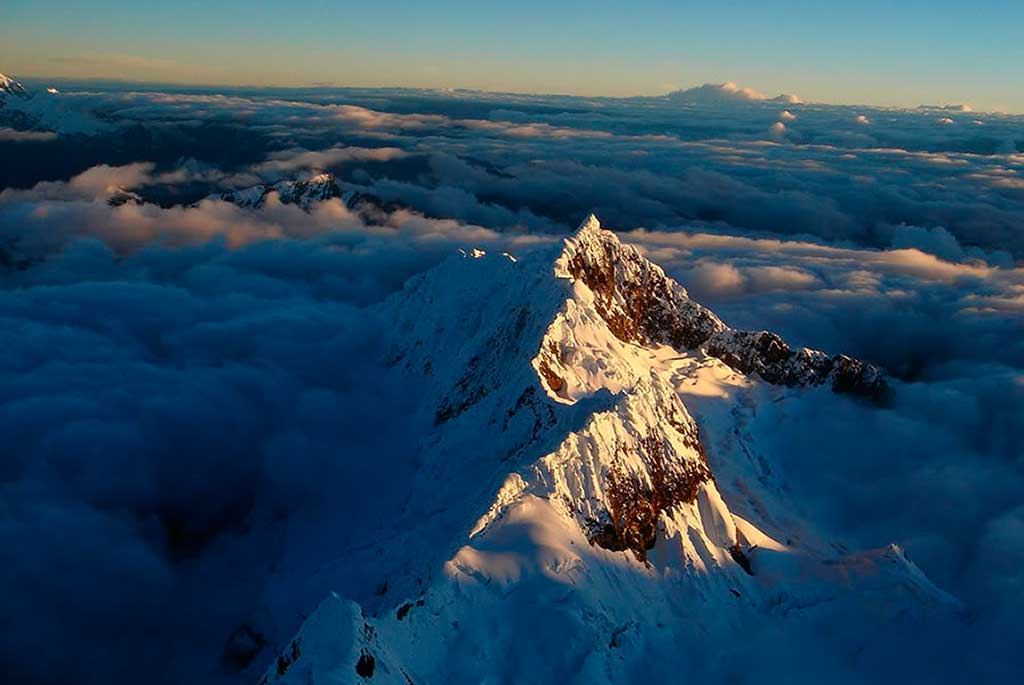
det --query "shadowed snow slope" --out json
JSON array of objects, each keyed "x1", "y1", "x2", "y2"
[{"x1": 260, "y1": 216, "x2": 957, "y2": 685}]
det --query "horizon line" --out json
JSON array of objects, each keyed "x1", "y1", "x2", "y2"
[{"x1": 5, "y1": 70, "x2": 1018, "y2": 116}]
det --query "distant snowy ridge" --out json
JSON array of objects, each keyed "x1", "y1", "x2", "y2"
[
  {"x1": 259, "y1": 215, "x2": 952, "y2": 685},
  {"x1": 206, "y1": 172, "x2": 402, "y2": 221},
  {"x1": 208, "y1": 172, "x2": 343, "y2": 210}
]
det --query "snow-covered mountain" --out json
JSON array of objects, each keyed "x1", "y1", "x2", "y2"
[
  {"x1": 209, "y1": 173, "x2": 344, "y2": 210},
  {"x1": 208, "y1": 172, "x2": 402, "y2": 221},
  {"x1": 255, "y1": 215, "x2": 954, "y2": 684}
]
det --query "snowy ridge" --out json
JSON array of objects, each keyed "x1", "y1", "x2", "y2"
[
  {"x1": 560, "y1": 215, "x2": 888, "y2": 399},
  {"x1": 208, "y1": 172, "x2": 402, "y2": 222},
  {"x1": 209, "y1": 172, "x2": 343, "y2": 210},
  {"x1": 260, "y1": 215, "x2": 954, "y2": 684}
]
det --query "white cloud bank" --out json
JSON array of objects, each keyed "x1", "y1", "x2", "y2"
[{"x1": 666, "y1": 81, "x2": 803, "y2": 105}]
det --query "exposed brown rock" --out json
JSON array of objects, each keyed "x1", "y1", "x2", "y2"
[
  {"x1": 563, "y1": 217, "x2": 888, "y2": 401},
  {"x1": 592, "y1": 434, "x2": 712, "y2": 562},
  {"x1": 563, "y1": 226, "x2": 725, "y2": 351},
  {"x1": 536, "y1": 341, "x2": 566, "y2": 395}
]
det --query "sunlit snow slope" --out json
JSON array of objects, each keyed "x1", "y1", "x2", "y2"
[{"x1": 259, "y1": 216, "x2": 956, "y2": 685}]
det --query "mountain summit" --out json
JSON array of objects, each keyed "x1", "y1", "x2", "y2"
[{"x1": 253, "y1": 215, "x2": 951, "y2": 684}]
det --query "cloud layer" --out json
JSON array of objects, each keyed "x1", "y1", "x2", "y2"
[{"x1": 0, "y1": 83, "x2": 1021, "y2": 684}]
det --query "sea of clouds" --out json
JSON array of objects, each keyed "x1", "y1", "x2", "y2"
[{"x1": 0, "y1": 83, "x2": 1021, "y2": 683}]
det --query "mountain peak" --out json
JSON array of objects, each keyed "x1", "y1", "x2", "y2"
[
  {"x1": 557, "y1": 215, "x2": 727, "y2": 350},
  {"x1": 0, "y1": 72, "x2": 30, "y2": 100},
  {"x1": 304, "y1": 171, "x2": 336, "y2": 184},
  {"x1": 261, "y1": 208, "x2": 945, "y2": 684},
  {"x1": 576, "y1": 212, "x2": 603, "y2": 235},
  {"x1": 557, "y1": 215, "x2": 887, "y2": 399},
  {"x1": 208, "y1": 171, "x2": 342, "y2": 210}
]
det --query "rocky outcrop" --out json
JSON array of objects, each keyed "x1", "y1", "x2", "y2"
[
  {"x1": 559, "y1": 215, "x2": 888, "y2": 400},
  {"x1": 598, "y1": 432, "x2": 712, "y2": 561},
  {"x1": 706, "y1": 330, "x2": 889, "y2": 400},
  {"x1": 558, "y1": 214, "x2": 726, "y2": 350}
]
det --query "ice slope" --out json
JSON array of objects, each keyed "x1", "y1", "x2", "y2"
[{"x1": 259, "y1": 216, "x2": 956, "y2": 684}]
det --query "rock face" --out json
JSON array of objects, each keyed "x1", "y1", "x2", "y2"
[
  {"x1": 562, "y1": 214, "x2": 888, "y2": 400},
  {"x1": 258, "y1": 215, "x2": 950, "y2": 685},
  {"x1": 558, "y1": 214, "x2": 726, "y2": 350},
  {"x1": 706, "y1": 330, "x2": 889, "y2": 400},
  {"x1": 535, "y1": 373, "x2": 716, "y2": 562}
]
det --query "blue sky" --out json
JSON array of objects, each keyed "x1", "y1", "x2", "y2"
[{"x1": 3, "y1": 0, "x2": 1023, "y2": 111}]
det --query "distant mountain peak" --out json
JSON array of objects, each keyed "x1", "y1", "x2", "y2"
[
  {"x1": 557, "y1": 214, "x2": 886, "y2": 399},
  {"x1": 206, "y1": 172, "x2": 407, "y2": 223},
  {"x1": 208, "y1": 171, "x2": 342, "y2": 210},
  {"x1": 0, "y1": 72, "x2": 31, "y2": 101}
]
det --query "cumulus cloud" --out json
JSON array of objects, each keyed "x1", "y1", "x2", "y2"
[
  {"x1": 888, "y1": 224, "x2": 966, "y2": 262},
  {"x1": 249, "y1": 145, "x2": 406, "y2": 179},
  {"x1": 921, "y1": 104, "x2": 974, "y2": 113},
  {"x1": 0, "y1": 248, "x2": 417, "y2": 683},
  {"x1": 0, "y1": 127, "x2": 58, "y2": 142},
  {"x1": 0, "y1": 162, "x2": 159, "y2": 201},
  {"x1": 18, "y1": 84, "x2": 1022, "y2": 257},
  {"x1": 666, "y1": 81, "x2": 802, "y2": 106}
]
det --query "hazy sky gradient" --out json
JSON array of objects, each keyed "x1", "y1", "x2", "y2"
[{"x1": 3, "y1": 0, "x2": 1023, "y2": 111}]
